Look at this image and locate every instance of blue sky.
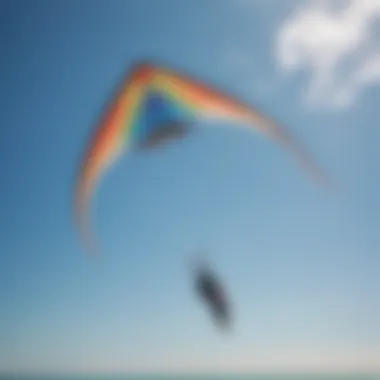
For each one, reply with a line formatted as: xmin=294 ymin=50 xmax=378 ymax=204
xmin=1 ymin=0 xmax=379 ymax=374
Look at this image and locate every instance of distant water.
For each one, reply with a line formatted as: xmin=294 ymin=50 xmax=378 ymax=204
xmin=1 ymin=374 xmax=379 ymax=380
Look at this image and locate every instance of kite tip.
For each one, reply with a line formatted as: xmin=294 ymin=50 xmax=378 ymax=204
xmin=314 ymin=168 xmax=340 ymax=195
xmin=75 ymin=210 xmax=101 ymax=258
xmin=129 ymin=59 xmax=158 ymax=78
xmin=296 ymin=150 xmax=338 ymax=194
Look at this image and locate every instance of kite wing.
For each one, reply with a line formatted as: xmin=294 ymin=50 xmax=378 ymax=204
xmin=75 ymin=62 xmax=331 ymax=254
xmin=148 ymin=65 xmax=331 ymax=185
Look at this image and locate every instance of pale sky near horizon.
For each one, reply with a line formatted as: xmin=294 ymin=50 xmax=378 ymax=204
xmin=1 ymin=0 xmax=379 ymax=374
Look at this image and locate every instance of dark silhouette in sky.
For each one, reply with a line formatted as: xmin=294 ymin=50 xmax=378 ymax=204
xmin=192 ymin=257 xmax=231 ymax=332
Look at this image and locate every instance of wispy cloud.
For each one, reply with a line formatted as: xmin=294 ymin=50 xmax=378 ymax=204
xmin=275 ymin=0 xmax=380 ymax=108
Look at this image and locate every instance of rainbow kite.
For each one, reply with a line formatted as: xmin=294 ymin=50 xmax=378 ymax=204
xmin=75 ymin=61 xmax=330 ymax=254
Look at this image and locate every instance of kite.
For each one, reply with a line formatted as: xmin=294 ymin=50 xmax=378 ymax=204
xmin=75 ymin=61 xmax=331 ymax=254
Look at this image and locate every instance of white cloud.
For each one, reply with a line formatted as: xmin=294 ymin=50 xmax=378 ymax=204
xmin=275 ymin=0 xmax=380 ymax=108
